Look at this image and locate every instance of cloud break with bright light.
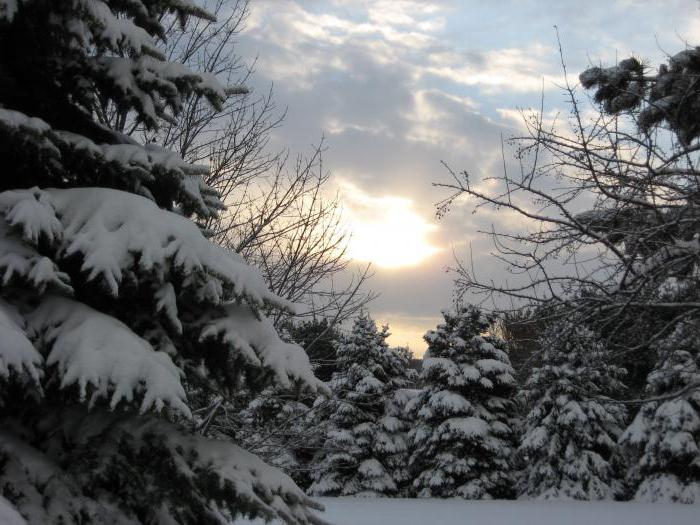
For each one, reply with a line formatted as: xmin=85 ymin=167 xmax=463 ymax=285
xmin=340 ymin=181 xmax=440 ymax=269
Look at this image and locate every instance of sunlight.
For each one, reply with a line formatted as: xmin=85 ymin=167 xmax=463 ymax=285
xmin=340 ymin=181 xmax=440 ymax=269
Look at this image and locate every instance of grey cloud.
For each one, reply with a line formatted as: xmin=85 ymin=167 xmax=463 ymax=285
xmin=235 ymin=0 xmax=700 ymax=350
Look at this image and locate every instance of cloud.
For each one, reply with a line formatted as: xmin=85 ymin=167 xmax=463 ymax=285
xmin=238 ymin=0 xmax=700 ymax=346
xmin=425 ymin=44 xmax=565 ymax=94
xmin=338 ymin=180 xmax=441 ymax=269
xmin=246 ymin=1 xmax=566 ymax=95
xmin=236 ymin=0 xmax=519 ymax=335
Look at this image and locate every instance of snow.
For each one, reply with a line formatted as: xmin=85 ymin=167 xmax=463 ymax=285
xmin=0 ymin=1 xmax=19 ymax=22
xmin=421 ymin=357 xmax=459 ymax=379
xmin=0 ymin=108 xmax=50 ymax=134
xmin=200 ymin=303 xmax=326 ymax=393
xmin=356 ymin=375 xmax=385 ymax=393
xmin=0 ymin=187 xmax=286 ymax=308
xmin=154 ymin=282 xmax=183 ymax=334
xmin=438 ymin=416 xmax=489 ymax=438
xmin=427 ymin=390 xmax=472 ymax=413
xmin=0 ymin=497 xmax=26 ymax=525
xmin=358 ymin=459 xmax=388 ymax=478
xmin=149 ymin=425 xmax=325 ymax=524
xmin=310 ymin=315 xmax=413 ymax=499
xmin=636 ymin=475 xmax=700 ymax=504
xmin=233 ymin=497 xmax=699 ymax=525
xmin=0 ymin=108 xmax=223 ymax=218
xmin=61 ymin=131 xmax=209 ymax=177
xmin=96 ymin=55 xmax=228 ymax=124
xmin=476 ymin=358 xmax=511 ymax=374
xmin=28 ymin=296 xmax=189 ymax=416
xmin=1 ymin=410 xmax=327 ymax=525
xmin=0 ymin=427 xmax=114 ymax=524
xmin=379 ymin=416 xmax=402 ymax=433
xmin=0 ymin=298 xmax=42 ymax=382
xmin=0 ymin=185 xmax=324 ymax=411
xmin=0 ymin=221 xmax=68 ymax=291
xmin=83 ymin=0 xmax=161 ymax=57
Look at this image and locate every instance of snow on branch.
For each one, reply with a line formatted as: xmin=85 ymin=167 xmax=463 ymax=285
xmin=95 ymin=55 xmax=228 ymax=125
xmin=0 ymin=221 xmax=72 ymax=293
xmin=0 ymin=108 xmax=223 ymax=218
xmin=0 ymin=409 xmax=329 ymax=524
xmin=0 ymin=187 xmax=288 ymax=309
xmin=0 ymin=497 xmax=26 ymax=525
xmin=82 ymin=0 xmax=163 ymax=58
xmin=0 ymin=0 xmax=19 ymax=22
xmin=59 ymin=130 xmax=222 ymax=217
xmin=0 ymin=299 xmax=42 ymax=383
xmin=200 ymin=304 xmax=327 ymax=393
xmin=27 ymin=296 xmax=189 ymax=416
xmin=0 ymin=428 xmax=126 ymax=524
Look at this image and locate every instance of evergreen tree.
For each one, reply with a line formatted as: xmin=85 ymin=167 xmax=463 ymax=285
xmin=377 ymin=385 xmax=419 ymax=496
xmin=408 ymin=306 xmax=518 ymax=499
xmin=374 ymin=346 xmax=418 ymax=496
xmin=620 ymin=319 xmax=700 ymax=503
xmin=580 ymin=48 xmax=700 ymax=146
xmin=0 ymin=2 xmax=324 ymax=523
xmin=237 ymin=385 xmax=319 ymax=489
xmin=287 ymin=318 xmax=341 ymax=383
xmin=309 ymin=314 xmax=403 ymax=497
xmin=518 ymin=318 xmax=627 ymax=500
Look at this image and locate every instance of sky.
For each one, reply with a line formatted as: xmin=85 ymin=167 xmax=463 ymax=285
xmin=237 ymin=0 xmax=700 ymax=355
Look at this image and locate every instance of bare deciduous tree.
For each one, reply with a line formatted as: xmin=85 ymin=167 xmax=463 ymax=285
xmin=436 ymin=40 xmax=700 ymax=400
xmin=214 ymin=139 xmax=376 ymax=330
xmin=100 ymin=0 xmax=374 ymax=335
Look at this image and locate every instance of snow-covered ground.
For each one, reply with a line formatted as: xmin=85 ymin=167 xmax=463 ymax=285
xmin=233 ymin=497 xmax=699 ymax=525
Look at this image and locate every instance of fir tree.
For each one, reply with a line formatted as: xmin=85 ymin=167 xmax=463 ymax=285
xmin=309 ymin=314 xmax=404 ymax=497
xmin=580 ymin=48 xmax=700 ymax=145
xmin=408 ymin=306 xmax=518 ymax=499
xmin=377 ymin=385 xmax=419 ymax=496
xmin=0 ymin=2 xmax=324 ymax=523
xmin=620 ymin=319 xmax=700 ymax=503
xmin=374 ymin=346 xmax=418 ymax=496
xmin=237 ymin=385 xmax=318 ymax=489
xmin=518 ymin=318 xmax=627 ymax=500
xmin=286 ymin=318 xmax=342 ymax=383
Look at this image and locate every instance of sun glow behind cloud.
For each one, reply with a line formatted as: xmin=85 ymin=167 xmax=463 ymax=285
xmin=339 ymin=181 xmax=440 ymax=269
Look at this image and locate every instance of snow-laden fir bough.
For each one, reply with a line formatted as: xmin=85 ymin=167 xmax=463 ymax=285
xmin=0 ymin=1 xmax=327 ymax=523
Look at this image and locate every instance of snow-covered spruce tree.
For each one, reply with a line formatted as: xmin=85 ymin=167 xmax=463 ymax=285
xmin=518 ymin=318 xmax=627 ymax=500
xmin=309 ymin=314 xmax=406 ymax=497
xmin=378 ymin=384 xmax=419 ymax=496
xmin=407 ymin=306 xmax=519 ymax=499
xmin=0 ymin=2 xmax=326 ymax=524
xmin=374 ymin=346 xmax=418 ymax=496
xmin=235 ymin=383 xmax=322 ymax=490
xmin=230 ymin=321 xmax=349 ymax=492
xmin=620 ymin=318 xmax=700 ymax=503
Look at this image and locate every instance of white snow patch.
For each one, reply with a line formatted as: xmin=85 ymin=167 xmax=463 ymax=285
xmin=233 ymin=497 xmax=700 ymax=525
xmin=0 ymin=496 xmax=26 ymax=525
